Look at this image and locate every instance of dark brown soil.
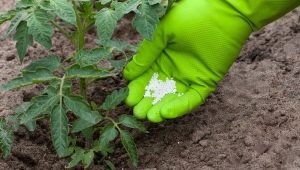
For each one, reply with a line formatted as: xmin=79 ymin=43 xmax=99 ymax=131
xmin=1 ymin=1 xmax=300 ymax=170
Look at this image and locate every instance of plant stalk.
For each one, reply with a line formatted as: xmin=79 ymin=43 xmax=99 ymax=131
xmin=73 ymin=1 xmax=87 ymax=98
xmin=80 ymin=78 xmax=87 ymax=98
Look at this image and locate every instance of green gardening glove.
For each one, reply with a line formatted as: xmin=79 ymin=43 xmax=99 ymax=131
xmin=123 ymin=0 xmax=300 ymax=123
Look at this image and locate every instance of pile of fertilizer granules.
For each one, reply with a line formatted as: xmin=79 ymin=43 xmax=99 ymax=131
xmin=144 ymin=73 xmax=177 ymax=105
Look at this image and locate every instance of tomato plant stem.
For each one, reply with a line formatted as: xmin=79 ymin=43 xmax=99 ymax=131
xmin=104 ymin=116 xmax=121 ymax=131
xmin=73 ymin=1 xmax=88 ymax=98
xmin=59 ymin=75 xmax=66 ymax=107
xmin=80 ymin=78 xmax=87 ymax=98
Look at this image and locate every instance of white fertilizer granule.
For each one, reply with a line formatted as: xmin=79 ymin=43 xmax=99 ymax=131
xmin=144 ymin=73 xmax=177 ymax=105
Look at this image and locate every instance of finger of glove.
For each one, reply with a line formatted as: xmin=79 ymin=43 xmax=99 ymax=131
xmin=161 ymin=88 xmax=204 ymax=119
xmin=125 ymin=71 xmax=153 ymax=107
xmin=133 ymin=98 xmax=153 ymax=120
xmin=147 ymin=94 xmax=178 ymax=123
xmin=123 ymin=24 xmax=168 ymax=81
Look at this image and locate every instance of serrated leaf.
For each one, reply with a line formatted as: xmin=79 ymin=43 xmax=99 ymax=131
xmin=100 ymin=0 xmax=111 ymax=5
xmin=65 ymin=65 xmax=111 ymax=79
xmin=83 ymin=150 xmax=94 ymax=168
xmin=20 ymin=95 xmax=59 ymax=124
xmin=152 ymin=3 xmax=167 ymax=17
xmin=64 ymin=96 xmax=101 ymax=124
xmin=67 ymin=147 xmax=85 ymax=168
xmin=95 ymin=8 xmax=118 ymax=40
xmin=105 ymin=160 xmax=116 ymax=170
xmin=24 ymin=121 xmax=36 ymax=132
xmin=1 ymin=69 xmax=57 ymax=91
xmin=111 ymin=1 xmax=127 ymax=19
xmin=61 ymin=147 xmax=74 ymax=157
xmin=13 ymin=102 xmax=36 ymax=131
xmin=27 ymin=8 xmax=53 ymax=49
xmin=3 ymin=11 xmax=27 ymax=39
xmin=8 ymin=102 xmax=31 ymax=130
xmin=82 ymin=127 xmax=93 ymax=142
xmin=119 ymin=115 xmax=147 ymax=132
xmin=132 ymin=1 xmax=159 ymax=39
xmin=16 ymin=0 xmax=35 ymax=9
xmin=110 ymin=59 xmax=126 ymax=70
xmin=96 ymin=39 xmax=129 ymax=52
xmin=23 ymin=55 xmax=60 ymax=72
xmin=148 ymin=0 xmax=161 ymax=5
xmin=75 ymin=48 xmax=110 ymax=67
xmin=125 ymin=0 xmax=142 ymax=13
xmin=50 ymin=0 xmax=76 ymax=25
xmin=72 ymin=116 xmax=102 ymax=133
xmin=101 ymin=87 xmax=128 ymax=110
xmin=39 ymin=0 xmax=52 ymax=10
xmin=0 ymin=120 xmax=13 ymax=159
xmin=51 ymin=105 xmax=68 ymax=157
xmin=13 ymin=21 xmax=33 ymax=62
xmin=0 ymin=10 xmax=16 ymax=25
xmin=15 ymin=102 xmax=31 ymax=115
xmin=98 ymin=124 xmax=118 ymax=155
xmin=120 ymin=129 xmax=138 ymax=166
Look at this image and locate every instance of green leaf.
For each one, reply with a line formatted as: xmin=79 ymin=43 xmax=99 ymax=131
xmin=1 ymin=69 xmax=57 ymax=91
xmin=0 ymin=10 xmax=16 ymax=25
xmin=15 ymin=102 xmax=31 ymax=115
xmin=9 ymin=102 xmax=31 ymax=130
xmin=72 ymin=116 xmax=102 ymax=133
xmin=105 ymin=160 xmax=116 ymax=170
xmin=23 ymin=55 xmax=60 ymax=72
xmin=13 ymin=102 xmax=36 ymax=131
xmin=125 ymin=0 xmax=142 ymax=13
xmin=100 ymin=0 xmax=111 ymax=5
xmin=5 ymin=114 xmax=19 ymax=131
xmin=75 ymin=48 xmax=110 ymax=67
xmin=96 ymin=39 xmax=129 ymax=52
xmin=67 ymin=147 xmax=85 ymax=168
xmin=95 ymin=8 xmax=118 ymax=40
xmin=51 ymin=105 xmax=68 ymax=157
xmin=98 ymin=124 xmax=118 ymax=155
xmin=82 ymin=127 xmax=93 ymax=142
xmin=83 ymin=150 xmax=94 ymax=168
xmin=148 ymin=0 xmax=161 ymax=5
xmin=4 ymin=11 xmax=27 ymax=39
xmin=0 ymin=119 xmax=13 ymax=159
xmin=65 ymin=65 xmax=111 ymax=79
xmin=16 ymin=0 xmax=35 ymax=9
xmin=20 ymin=95 xmax=59 ymax=124
xmin=119 ymin=115 xmax=147 ymax=132
xmin=64 ymin=96 xmax=101 ymax=124
xmin=27 ymin=8 xmax=53 ymax=49
xmin=110 ymin=59 xmax=126 ymax=70
xmin=24 ymin=121 xmax=36 ymax=132
xmin=61 ymin=147 xmax=74 ymax=157
xmin=13 ymin=21 xmax=33 ymax=62
xmin=120 ymin=129 xmax=138 ymax=166
xmin=132 ymin=1 xmax=160 ymax=39
xmin=50 ymin=0 xmax=76 ymax=25
xmin=101 ymin=87 xmax=128 ymax=111
xmin=111 ymin=1 xmax=127 ymax=19
xmin=39 ymin=0 xmax=52 ymax=10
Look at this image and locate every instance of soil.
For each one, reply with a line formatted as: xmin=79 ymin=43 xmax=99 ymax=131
xmin=1 ymin=1 xmax=300 ymax=170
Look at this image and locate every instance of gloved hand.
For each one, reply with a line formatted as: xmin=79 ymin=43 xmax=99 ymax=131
xmin=123 ymin=0 xmax=300 ymax=123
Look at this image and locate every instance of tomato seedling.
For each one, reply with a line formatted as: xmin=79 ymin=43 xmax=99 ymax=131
xmin=0 ymin=0 xmax=173 ymax=168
